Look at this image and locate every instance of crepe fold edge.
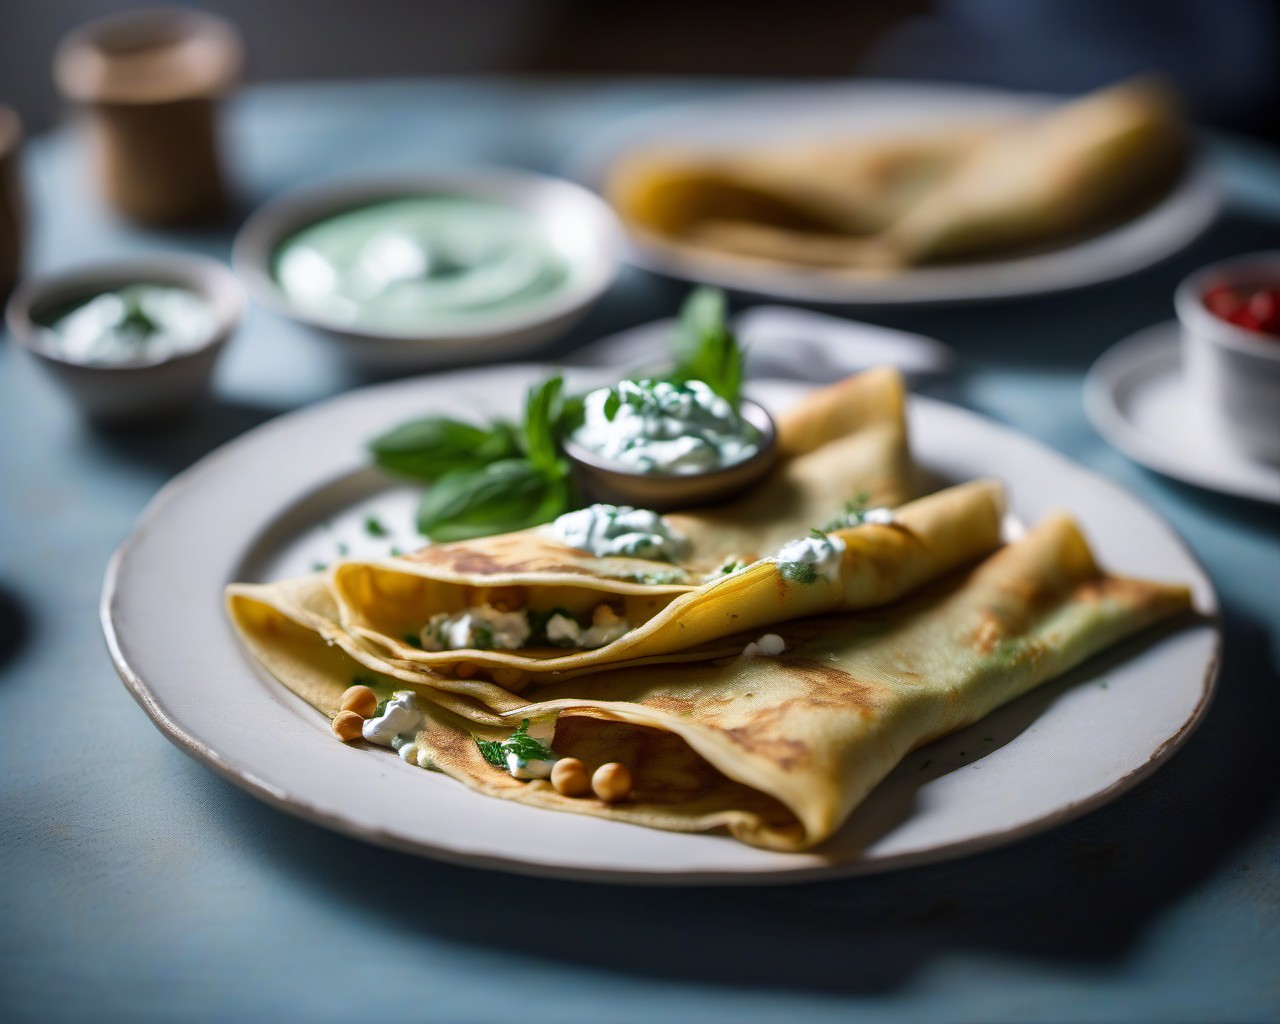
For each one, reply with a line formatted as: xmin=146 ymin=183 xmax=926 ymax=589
xmin=425 ymin=513 xmax=1192 ymax=850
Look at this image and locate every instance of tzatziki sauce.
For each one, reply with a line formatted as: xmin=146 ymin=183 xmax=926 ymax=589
xmin=573 ymin=379 xmax=759 ymax=475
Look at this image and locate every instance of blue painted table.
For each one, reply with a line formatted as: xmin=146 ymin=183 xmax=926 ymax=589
xmin=2 ymin=80 xmax=1278 ymax=1024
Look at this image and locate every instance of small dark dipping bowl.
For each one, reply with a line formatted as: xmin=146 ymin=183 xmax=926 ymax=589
xmin=562 ymin=398 xmax=778 ymax=512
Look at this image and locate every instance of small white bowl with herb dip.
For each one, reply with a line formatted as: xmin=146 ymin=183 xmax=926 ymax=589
xmin=233 ymin=170 xmax=620 ymax=370
xmin=564 ymin=379 xmax=777 ymax=511
xmin=6 ymin=254 xmax=243 ymax=422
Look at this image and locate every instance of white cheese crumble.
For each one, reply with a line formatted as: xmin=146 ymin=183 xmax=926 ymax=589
xmin=742 ymin=633 xmax=787 ymax=658
xmin=419 ymin=603 xmax=632 ymax=652
xmin=419 ymin=604 xmax=531 ymax=651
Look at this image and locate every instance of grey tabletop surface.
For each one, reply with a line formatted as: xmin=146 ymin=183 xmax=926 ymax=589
xmin=2 ymin=79 xmax=1278 ymax=1024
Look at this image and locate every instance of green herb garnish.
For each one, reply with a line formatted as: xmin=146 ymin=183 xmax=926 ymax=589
xmin=823 ymin=492 xmax=873 ymax=532
xmin=415 ymin=458 xmax=573 ymax=541
xmin=402 ymin=633 xmax=423 ymax=649
xmin=475 ymin=719 xmax=555 ymax=769
xmin=371 ymin=374 xmax=578 ymax=542
xmin=669 ymin=286 xmax=743 ymax=409
xmin=120 ymin=293 xmax=161 ymax=337
xmin=471 ymin=624 xmax=495 ymax=650
xmin=778 ymin=561 xmax=819 ymax=584
xmin=364 ymin=516 xmax=388 ymax=538
xmin=311 ymin=561 xmax=328 ymax=572
xmin=369 ymin=416 xmax=521 ymax=480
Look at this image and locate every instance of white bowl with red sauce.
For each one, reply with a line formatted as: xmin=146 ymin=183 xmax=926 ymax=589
xmin=1175 ymin=252 xmax=1280 ymax=463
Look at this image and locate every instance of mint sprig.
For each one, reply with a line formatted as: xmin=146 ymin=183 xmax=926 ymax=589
xmin=669 ymin=287 xmax=743 ymax=409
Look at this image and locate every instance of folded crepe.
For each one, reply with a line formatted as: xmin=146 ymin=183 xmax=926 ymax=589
xmin=232 ymin=478 xmax=1008 ymax=686
xmin=609 ymin=78 xmax=1186 ymax=271
xmin=609 ymin=130 xmax=989 ymax=241
xmin=234 ymin=368 xmax=915 ymax=682
xmin=228 ymin=514 xmax=1192 ymax=851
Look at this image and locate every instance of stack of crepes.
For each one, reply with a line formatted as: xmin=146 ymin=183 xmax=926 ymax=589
xmin=226 ymin=368 xmax=1192 ymax=851
xmin=607 ymin=78 xmax=1188 ymax=272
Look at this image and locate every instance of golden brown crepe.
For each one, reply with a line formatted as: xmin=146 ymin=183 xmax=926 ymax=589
xmin=227 ymin=514 xmax=1192 ymax=850
xmin=234 ymin=368 xmax=917 ymax=687
xmin=307 ymin=477 xmax=1004 ymax=686
xmin=608 ymin=78 xmax=1187 ymax=271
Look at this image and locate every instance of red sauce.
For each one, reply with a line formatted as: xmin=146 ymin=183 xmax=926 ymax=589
xmin=1203 ymin=282 xmax=1280 ymax=338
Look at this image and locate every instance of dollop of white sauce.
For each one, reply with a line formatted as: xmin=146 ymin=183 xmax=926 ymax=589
xmin=363 ymin=691 xmax=423 ymax=747
xmin=419 ymin=604 xmax=532 ymax=651
xmin=550 ymin=503 xmax=690 ymax=562
xmin=501 ymin=717 xmax=558 ymax=779
xmin=862 ymin=507 xmax=895 ymax=525
xmin=773 ymin=533 xmax=847 ymax=584
xmin=573 ymin=379 xmax=759 ymax=474
xmin=506 ymin=752 xmax=557 ymax=780
xmin=742 ymin=633 xmax=787 ymax=658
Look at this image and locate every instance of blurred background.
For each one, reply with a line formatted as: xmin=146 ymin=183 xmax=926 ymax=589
xmin=3 ymin=0 xmax=1278 ymax=142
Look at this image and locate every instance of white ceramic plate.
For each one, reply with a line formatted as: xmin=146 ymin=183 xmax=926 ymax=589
xmin=102 ymin=365 xmax=1219 ymax=884
xmin=569 ymin=81 xmax=1220 ymax=305
xmin=1085 ymin=321 xmax=1280 ymax=504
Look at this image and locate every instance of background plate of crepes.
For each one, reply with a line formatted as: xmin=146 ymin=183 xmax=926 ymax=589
xmin=103 ymin=366 xmax=1219 ymax=884
xmin=573 ymin=79 xmax=1220 ymax=305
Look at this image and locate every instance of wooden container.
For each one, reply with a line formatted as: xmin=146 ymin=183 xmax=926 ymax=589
xmin=54 ymin=8 xmax=243 ymax=226
xmin=0 ymin=106 xmax=23 ymax=306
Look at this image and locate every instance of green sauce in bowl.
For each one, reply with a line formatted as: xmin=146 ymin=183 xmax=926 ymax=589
xmin=271 ymin=196 xmax=570 ymax=333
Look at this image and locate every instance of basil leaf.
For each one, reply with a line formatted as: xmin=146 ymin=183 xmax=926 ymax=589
xmin=416 ymin=459 xmax=574 ymax=541
xmin=369 ymin=417 xmax=520 ymax=480
xmin=522 ymin=375 xmax=564 ymax=472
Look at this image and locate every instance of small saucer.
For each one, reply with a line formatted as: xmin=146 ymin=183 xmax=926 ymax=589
xmin=1084 ymin=321 xmax=1280 ymax=504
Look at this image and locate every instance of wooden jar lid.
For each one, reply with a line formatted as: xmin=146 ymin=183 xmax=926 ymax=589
xmin=54 ymin=8 xmax=243 ymax=105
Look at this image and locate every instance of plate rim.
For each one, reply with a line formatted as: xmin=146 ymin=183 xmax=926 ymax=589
xmin=101 ymin=364 xmax=1221 ymax=885
xmin=1083 ymin=320 xmax=1280 ymax=505
xmin=566 ymin=79 xmax=1221 ymax=306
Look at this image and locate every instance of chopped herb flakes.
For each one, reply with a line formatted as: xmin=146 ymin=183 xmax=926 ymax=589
xmin=364 ymin=516 xmax=388 ymax=537
xmin=822 ymin=492 xmax=874 ymax=532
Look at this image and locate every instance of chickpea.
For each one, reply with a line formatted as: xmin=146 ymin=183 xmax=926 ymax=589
xmin=339 ymin=684 xmax=378 ymax=718
xmin=331 ymin=710 xmax=365 ymax=742
xmin=550 ymin=757 xmax=591 ymax=797
xmin=486 ymin=586 xmax=525 ymax=612
xmin=591 ymin=603 xmax=622 ymax=628
xmin=454 ymin=661 xmax=478 ymax=679
xmin=591 ymin=762 xmax=632 ymax=803
xmin=492 ymin=666 xmax=526 ymax=689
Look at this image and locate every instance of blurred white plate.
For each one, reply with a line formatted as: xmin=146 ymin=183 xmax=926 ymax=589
xmin=1085 ymin=320 xmax=1280 ymax=504
xmin=570 ymin=81 xmax=1220 ymax=305
xmin=103 ymin=365 xmax=1218 ymax=884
